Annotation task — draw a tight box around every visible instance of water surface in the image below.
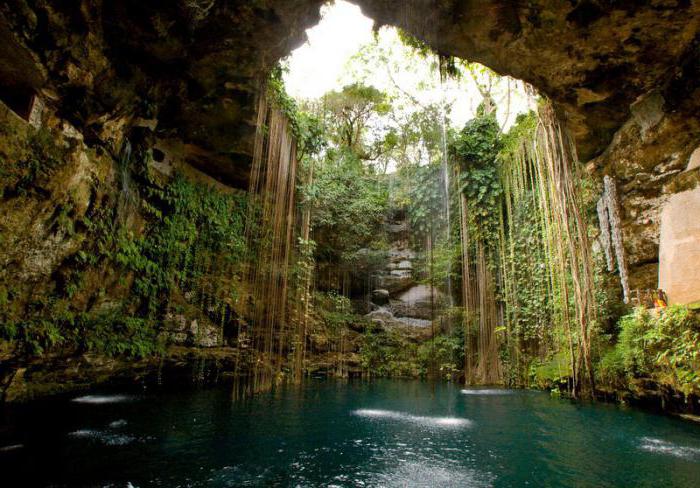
[2,380,700,487]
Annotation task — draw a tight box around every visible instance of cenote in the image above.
[2,380,700,487]
[2,1,700,487]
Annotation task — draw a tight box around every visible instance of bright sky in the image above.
[284,1,375,99]
[284,1,535,133]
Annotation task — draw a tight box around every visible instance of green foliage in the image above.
[596,346,626,389]
[359,324,420,377]
[321,83,395,160]
[406,163,446,240]
[268,67,326,159]
[0,128,67,197]
[607,306,700,395]
[1,159,249,359]
[452,114,501,173]
[504,196,551,342]
[359,327,464,380]
[417,331,464,379]
[617,308,656,376]
[302,148,389,272]
[114,172,247,317]
[316,291,355,332]
[498,112,537,158]
[529,351,571,390]
[4,319,64,356]
[76,312,165,358]
[452,113,503,242]
[0,307,164,358]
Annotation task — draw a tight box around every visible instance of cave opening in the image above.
[240,0,610,391]
[1,2,700,484]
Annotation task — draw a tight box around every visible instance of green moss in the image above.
[0,127,68,197]
[1,157,250,359]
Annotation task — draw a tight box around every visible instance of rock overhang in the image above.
[0,0,698,188]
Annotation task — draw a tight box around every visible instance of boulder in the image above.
[371,289,390,305]
[391,285,444,320]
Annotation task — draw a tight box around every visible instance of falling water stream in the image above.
[1,380,700,487]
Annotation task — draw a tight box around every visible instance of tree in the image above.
[321,83,395,161]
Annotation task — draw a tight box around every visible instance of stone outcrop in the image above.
[0,346,245,402]
[374,212,414,294]
[590,88,700,291]
[392,285,443,321]
[0,0,324,188]
[365,210,440,330]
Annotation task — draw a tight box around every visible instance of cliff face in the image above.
[0,0,325,188]
[3,1,698,178]
[1,1,700,397]
[2,1,697,290]
[590,88,700,293]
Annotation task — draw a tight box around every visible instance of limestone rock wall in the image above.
[1,1,700,388]
[590,87,700,291]
[659,187,700,305]
[2,1,699,185]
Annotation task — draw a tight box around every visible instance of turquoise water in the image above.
[2,379,700,487]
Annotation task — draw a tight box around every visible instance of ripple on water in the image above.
[639,437,700,460]
[353,409,472,428]
[367,460,492,488]
[71,394,136,404]
[0,444,24,452]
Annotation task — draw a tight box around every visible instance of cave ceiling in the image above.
[0,0,698,187]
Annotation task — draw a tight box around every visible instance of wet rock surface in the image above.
[365,211,438,330]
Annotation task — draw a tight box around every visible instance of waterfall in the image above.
[115,139,134,228]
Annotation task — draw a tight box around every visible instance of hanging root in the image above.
[239,82,300,395]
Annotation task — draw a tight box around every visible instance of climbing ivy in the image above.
[452,111,503,241]
[0,146,250,358]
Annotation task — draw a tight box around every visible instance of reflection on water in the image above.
[639,437,700,460]
[367,458,493,488]
[353,408,472,428]
[71,394,137,404]
[69,429,137,446]
[461,389,514,395]
[1,380,700,487]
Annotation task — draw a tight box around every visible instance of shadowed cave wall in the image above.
[1,1,699,398]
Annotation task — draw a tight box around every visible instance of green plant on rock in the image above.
[612,306,700,396]
[1,128,68,197]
